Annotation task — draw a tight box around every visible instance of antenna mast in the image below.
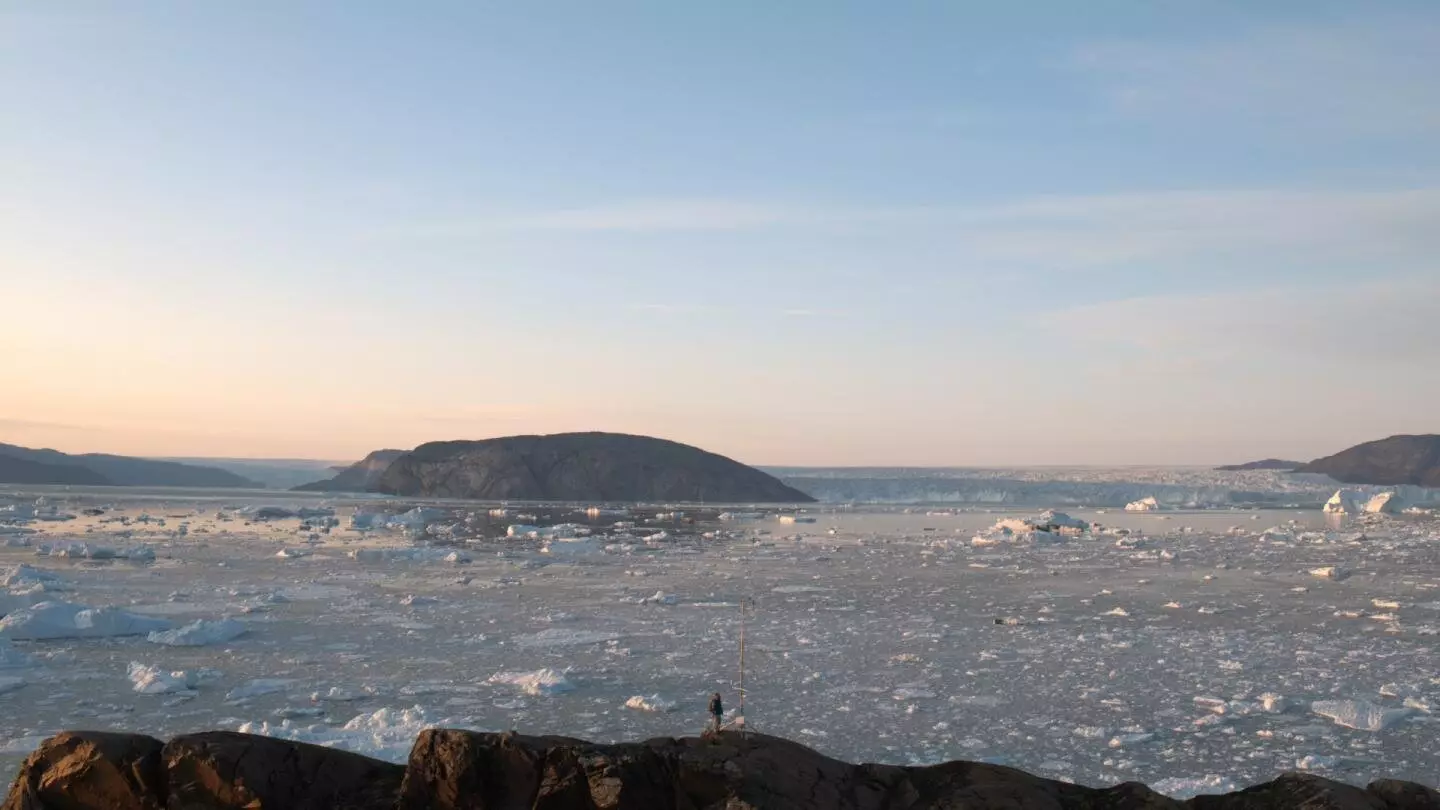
[738,598,749,736]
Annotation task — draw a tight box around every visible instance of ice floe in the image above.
[0,601,172,640]
[487,668,574,696]
[623,694,677,712]
[127,662,220,695]
[226,679,297,701]
[146,619,247,647]
[1310,699,1413,731]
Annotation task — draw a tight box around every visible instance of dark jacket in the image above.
[708,695,723,715]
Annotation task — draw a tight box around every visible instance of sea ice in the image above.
[0,639,33,668]
[226,679,297,700]
[1151,775,1238,799]
[147,619,247,647]
[0,601,172,640]
[0,676,23,695]
[513,628,623,647]
[127,662,198,695]
[1310,699,1413,732]
[624,694,676,712]
[487,668,574,696]
[1124,496,1161,512]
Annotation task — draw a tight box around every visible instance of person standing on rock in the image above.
[708,692,724,733]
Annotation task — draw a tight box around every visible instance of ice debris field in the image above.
[2,483,1439,800]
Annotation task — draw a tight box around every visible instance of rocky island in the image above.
[301,432,814,503]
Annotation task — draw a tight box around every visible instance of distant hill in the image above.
[161,457,344,489]
[1215,459,1303,471]
[1296,434,1440,487]
[0,443,261,488]
[372,432,814,502]
[293,449,406,492]
[0,454,113,486]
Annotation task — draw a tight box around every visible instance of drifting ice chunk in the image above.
[128,662,198,695]
[226,679,296,700]
[487,668,574,696]
[624,694,677,712]
[540,537,600,556]
[1,565,64,588]
[1323,490,1363,514]
[1257,693,1289,713]
[1309,566,1346,580]
[1125,496,1160,512]
[1151,775,1237,799]
[0,601,172,640]
[1364,492,1406,514]
[1311,699,1413,731]
[147,619,247,647]
[0,639,34,668]
[513,628,622,647]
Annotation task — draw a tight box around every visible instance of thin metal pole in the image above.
[738,598,747,736]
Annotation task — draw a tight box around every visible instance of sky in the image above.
[3,1,1439,466]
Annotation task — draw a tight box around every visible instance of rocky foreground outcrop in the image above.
[372,433,815,503]
[7,728,1439,810]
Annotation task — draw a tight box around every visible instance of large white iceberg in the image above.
[1364,492,1406,514]
[147,619,247,647]
[487,668,574,696]
[1125,496,1161,512]
[1311,699,1412,731]
[0,601,172,640]
[1323,490,1364,514]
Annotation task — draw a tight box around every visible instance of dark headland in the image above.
[1295,434,1440,487]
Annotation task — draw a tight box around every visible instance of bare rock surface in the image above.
[6,728,1440,809]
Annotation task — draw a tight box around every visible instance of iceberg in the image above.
[0,601,172,640]
[1322,489,1363,514]
[1124,496,1160,512]
[147,618,247,647]
[1364,491,1406,514]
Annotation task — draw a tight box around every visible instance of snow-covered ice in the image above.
[147,619,247,647]
[1310,699,1414,732]
[0,601,171,640]
[624,694,677,712]
[487,668,574,696]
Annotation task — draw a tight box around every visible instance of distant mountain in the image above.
[1215,459,1303,471]
[161,457,344,489]
[372,432,814,502]
[0,454,112,486]
[1296,434,1440,487]
[0,443,261,488]
[293,449,406,492]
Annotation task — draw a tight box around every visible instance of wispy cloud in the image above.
[403,188,1440,271]
[0,417,92,433]
[1074,17,1440,136]
[1047,276,1440,371]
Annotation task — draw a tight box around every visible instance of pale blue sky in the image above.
[3,1,1438,465]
